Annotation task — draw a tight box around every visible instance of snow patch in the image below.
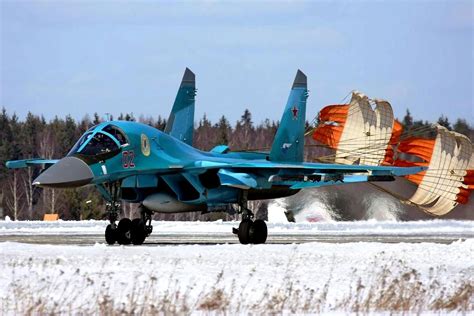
[267,199,289,222]
[0,240,472,313]
[362,192,403,221]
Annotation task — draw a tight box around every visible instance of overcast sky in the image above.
[1,0,472,125]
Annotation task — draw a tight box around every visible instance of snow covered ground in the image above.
[0,241,472,314]
[0,220,473,314]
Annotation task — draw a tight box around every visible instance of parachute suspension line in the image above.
[399,124,440,140]
[340,90,353,104]
[401,177,469,200]
[307,137,400,164]
[370,180,465,211]
[309,144,392,164]
[304,115,320,137]
[304,90,352,138]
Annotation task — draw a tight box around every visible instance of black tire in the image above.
[117,218,132,245]
[131,218,147,245]
[252,219,268,244]
[238,220,253,245]
[105,224,117,245]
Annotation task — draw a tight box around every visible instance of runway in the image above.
[0,219,472,245]
[1,231,473,245]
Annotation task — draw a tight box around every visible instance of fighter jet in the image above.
[6,69,424,245]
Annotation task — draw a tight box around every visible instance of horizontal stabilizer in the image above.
[210,145,230,154]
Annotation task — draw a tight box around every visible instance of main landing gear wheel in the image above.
[252,219,268,244]
[131,218,147,245]
[238,220,253,244]
[117,218,132,245]
[237,219,268,244]
[235,191,268,244]
[105,224,117,245]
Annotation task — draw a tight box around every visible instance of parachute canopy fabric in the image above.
[382,120,403,165]
[394,125,473,216]
[312,104,349,149]
[312,91,395,166]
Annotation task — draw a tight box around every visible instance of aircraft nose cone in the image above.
[33,156,93,188]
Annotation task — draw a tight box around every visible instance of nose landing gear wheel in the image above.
[131,218,147,245]
[117,218,132,245]
[105,224,117,245]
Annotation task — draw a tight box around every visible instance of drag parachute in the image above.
[312,91,396,166]
[310,91,473,216]
[394,126,473,215]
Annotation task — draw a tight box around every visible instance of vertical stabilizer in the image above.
[269,70,308,162]
[165,68,196,145]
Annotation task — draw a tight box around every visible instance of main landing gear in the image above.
[233,192,268,244]
[103,183,153,246]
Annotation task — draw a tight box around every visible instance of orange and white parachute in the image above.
[312,91,395,166]
[393,126,473,215]
[311,91,473,216]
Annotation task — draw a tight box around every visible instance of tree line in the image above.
[0,107,472,221]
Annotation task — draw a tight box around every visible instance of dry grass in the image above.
[1,257,473,315]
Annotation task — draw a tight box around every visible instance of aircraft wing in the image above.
[229,161,424,176]
[190,160,425,190]
[6,159,59,169]
[193,160,424,176]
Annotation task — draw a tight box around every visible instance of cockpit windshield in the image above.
[67,124,128,163]
[80,133,119,156]
[67,131,121,163]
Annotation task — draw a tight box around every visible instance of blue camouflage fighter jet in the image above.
[6,69,424,245]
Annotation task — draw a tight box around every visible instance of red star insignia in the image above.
[292,106,298,118]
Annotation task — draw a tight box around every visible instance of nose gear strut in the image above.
[233,190,268,244]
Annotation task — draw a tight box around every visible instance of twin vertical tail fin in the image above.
[164,68,196,145]
[269,70,308,162]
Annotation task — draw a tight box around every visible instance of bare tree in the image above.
[6,170,23,220]
[22,167,35,219]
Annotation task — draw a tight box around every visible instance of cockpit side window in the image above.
[103,125,128,146]
[80,132,119,156]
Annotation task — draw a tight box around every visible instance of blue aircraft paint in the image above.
[270,70,308,163]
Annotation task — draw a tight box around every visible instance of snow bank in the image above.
[0,240,472,313]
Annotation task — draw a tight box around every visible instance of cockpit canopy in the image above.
[68,124,128,163]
